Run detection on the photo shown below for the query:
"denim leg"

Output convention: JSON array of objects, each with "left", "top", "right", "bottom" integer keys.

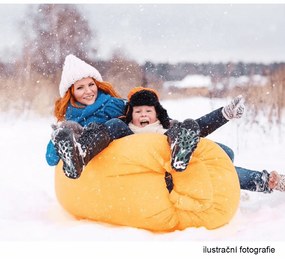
[
  {"left": 105, "top": 118, "right": 134, "bottom": 140},
  {"left": 215, "top": 142, "right": 271, "bottom": 193},
  {"left": 235, "top": 167, "right": 272, "bottom": 193},
  {"left": 216, "top": 142, "right": 235, "bottom": 162}
]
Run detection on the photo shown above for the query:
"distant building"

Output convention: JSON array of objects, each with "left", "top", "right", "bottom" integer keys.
[
  {"left": 163, "top": 74, "right": 212, "bottom": 97},
  {"left": 226, "top": 75, "right": 268, "bottom": 89},
  {"left": 162, "top": 74, "right": 269, "bottom": 98}
]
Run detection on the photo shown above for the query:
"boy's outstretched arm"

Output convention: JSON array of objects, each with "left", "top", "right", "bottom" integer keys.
[{"left": 196, "top": 95, "right": 245, "bottom": 137}]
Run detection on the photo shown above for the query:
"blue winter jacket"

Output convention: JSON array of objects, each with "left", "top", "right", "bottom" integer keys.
[{"left": 46, "top": 90, "right": 126, "bottom": 166}]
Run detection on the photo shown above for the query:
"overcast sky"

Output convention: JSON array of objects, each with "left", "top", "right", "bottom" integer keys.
[{"left": 0, "top": 3, "right": 285, "bottom": 64}]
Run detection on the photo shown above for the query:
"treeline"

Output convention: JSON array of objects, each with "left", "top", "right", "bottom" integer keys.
[
  {"left": 142, "top": 61, "right": 284, "bottom": 81},
  {"left": 2, "top": 55, "right": 284, "bottom": 98},
  {"left": 1, "top": 58, "right": 284, "bottom": 84}
]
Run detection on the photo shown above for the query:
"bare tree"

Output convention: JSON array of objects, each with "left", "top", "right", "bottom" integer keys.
[
  {"left": 103, "top": 49, "right": 143, "bottom": 97},
  {"left": 20, "top": 4, "right": 96, "bottom": 76}
]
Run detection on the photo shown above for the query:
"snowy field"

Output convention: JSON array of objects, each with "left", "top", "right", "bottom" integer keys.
[{"left": 0, "top": 97, "right": 284, "bottom": 259}]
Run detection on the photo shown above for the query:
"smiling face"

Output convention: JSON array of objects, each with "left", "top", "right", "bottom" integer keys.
[
  {"left": 131, "top": 105, "right": 158, "bottom": 128},
  {"left": 73, "top": 77, "right": 98, "bottom": 105}
]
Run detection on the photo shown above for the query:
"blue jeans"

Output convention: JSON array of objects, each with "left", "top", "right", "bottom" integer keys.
[{"left": 216, "top": 142, "right": 271, "bottom": 193}]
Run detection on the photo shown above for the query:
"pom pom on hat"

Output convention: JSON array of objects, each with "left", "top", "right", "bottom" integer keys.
[{"left": 59, "top": 54, "right": 103, "bottom": 97}]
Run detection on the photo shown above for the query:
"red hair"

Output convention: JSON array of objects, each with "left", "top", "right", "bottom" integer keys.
[{"left": 54, "top": 79, "right": 121, "bottom": 121}]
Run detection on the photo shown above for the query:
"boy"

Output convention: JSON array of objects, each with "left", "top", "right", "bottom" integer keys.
[{"left": 122, "top": 87, "right": 201, "bottom": 172}]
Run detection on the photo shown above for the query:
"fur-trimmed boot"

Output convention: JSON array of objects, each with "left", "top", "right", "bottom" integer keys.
[
  {"left": 165, "top": 119, "right": 200, "bottom": 172},
  {"left": 269, "top": 171, "right": 285, "bottom": 192},
  {"left": 52, "top": 122, "right": 111, "bottom": 179}
]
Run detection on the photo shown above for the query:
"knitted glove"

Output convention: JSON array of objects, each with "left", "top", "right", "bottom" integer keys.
[{"left": 222, "top": 95, "right": 245, "bottom": 120}]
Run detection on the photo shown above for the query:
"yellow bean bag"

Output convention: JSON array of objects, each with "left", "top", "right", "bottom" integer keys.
[{"left": 55, "top": 134, "right": 240, "bottom": 232}]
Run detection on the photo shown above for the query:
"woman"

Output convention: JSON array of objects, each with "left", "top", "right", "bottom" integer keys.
[{"left": 46, "top": 54, "right": 129, "bottom": 169}]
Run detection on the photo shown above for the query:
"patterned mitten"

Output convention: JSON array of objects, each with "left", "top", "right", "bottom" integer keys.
[{"left": 222, "top": 95, "right": 245, "bottom": 120}]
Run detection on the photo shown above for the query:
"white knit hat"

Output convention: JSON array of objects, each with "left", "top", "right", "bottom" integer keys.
[{"left": 59, "top": 54, "right": 103, "bottom": 97}]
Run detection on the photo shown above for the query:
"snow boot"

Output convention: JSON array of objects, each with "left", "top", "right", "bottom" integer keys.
[
  {"left": 52, "top": 127, "right": 84, "bottom": 179},
  {"left": 252, "top": 170, "right": 272, "bottom": 193},
  {"left": 165, "top": 119, "right": 200, "bottom": 172},
  {"left": 270, "top": 171, "right": 285, "bottom": 192},
  {"left": 275, "top": 174, "right": 285, "bottom": 192},
  {"left": 77, "top": 123, "right": 111, "bottom": 167},
  {"left": 52, "top": 123, "right": 111, "bottom": 179}
]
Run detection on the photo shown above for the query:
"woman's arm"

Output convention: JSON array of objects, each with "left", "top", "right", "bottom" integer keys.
[{"left": 46, "top": 140, "right": 60, "bottom": 166}]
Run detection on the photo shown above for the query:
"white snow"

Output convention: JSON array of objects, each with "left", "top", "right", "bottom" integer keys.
[{"left": 0, "top": 97, "right": 285, "bottom": 259}]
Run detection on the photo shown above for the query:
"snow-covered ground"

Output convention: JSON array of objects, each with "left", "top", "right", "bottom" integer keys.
[{"left": 0, "top": 97, "right": 284, "bottom": 258}]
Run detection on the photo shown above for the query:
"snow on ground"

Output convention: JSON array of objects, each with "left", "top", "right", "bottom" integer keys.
[{"left": 0, "top": 97, "right": 284, "bottom": 258}]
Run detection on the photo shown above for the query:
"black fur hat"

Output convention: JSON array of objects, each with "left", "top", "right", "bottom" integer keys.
[
  {"left": 129, "top": 90, "right": 159, "bottom": 107},
  {"left": 125, "top": 87, "right": 170, "bottom": 129}
]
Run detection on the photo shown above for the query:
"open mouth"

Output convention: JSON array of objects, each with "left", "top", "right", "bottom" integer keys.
[{"left": 140, "top": 120, "right": 150, "bottom": 127}]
